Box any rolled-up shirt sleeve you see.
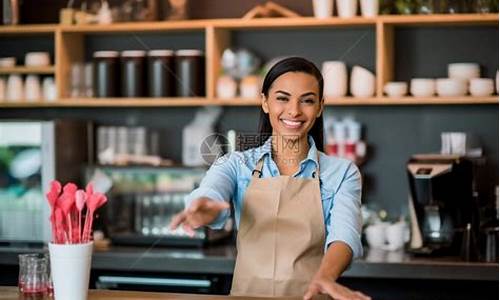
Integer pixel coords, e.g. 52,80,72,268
325,162,363,259
184,153,237,230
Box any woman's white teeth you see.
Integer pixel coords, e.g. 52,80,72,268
282,119,302,126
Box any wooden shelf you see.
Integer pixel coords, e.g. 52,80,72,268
59,20,207,33
0,96,496,107
0,24,56,34
379,13,499,26
0,66,55,74
324,96,499,105
1,13,493,34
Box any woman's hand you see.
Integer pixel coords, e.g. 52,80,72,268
168,197,230,236
304,273,371,300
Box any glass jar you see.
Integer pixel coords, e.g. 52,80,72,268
121,50,146,97
472,0,493,13
93,51,119,98
147,49,175,97
395,0,415,14
416,0,436,14
436,0,466,13
175,49,205,97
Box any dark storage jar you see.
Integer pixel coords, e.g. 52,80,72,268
147,49,175,97
175,49,205,97
93,51,119,98
121,50,146,97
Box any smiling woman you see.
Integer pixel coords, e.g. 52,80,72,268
170,57,369,300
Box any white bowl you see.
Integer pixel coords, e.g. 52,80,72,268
25,52,51,67
469,78,494,96
436,78,468,97
448,63,480,80
0,57,16,68
410,78,436,97
383,81,407,97
350,65,376,97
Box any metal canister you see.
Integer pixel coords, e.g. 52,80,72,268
93,51,119,98
175,49,205,97
147,49,175,97
121,50,146,97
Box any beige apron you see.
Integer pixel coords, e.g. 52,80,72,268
231,154,326,297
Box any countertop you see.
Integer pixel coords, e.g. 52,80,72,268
0,243,497,281
0,286,300,299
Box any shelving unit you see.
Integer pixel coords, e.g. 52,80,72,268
0,14,497,108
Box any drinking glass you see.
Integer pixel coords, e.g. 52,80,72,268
23,256,48,295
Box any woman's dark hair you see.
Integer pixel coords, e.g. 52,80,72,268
258,56,324,151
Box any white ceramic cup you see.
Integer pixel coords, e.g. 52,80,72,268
42,77,57,101
313,0,334,19
448,63,480,81
360,0,379,17
436,78,468,97
322,61,348,97
469,78,494,96
6,74,24,101
49,242,93,300
410,78,436,97
350,65,376,97
336,0,358,18
383,222,409,251
365,222,389,249
24,75,41,102
0,77,6,101
383,81,407,97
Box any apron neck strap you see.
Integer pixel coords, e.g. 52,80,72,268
252,156,265,178
252,153,321,179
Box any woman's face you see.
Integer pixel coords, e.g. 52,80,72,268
262,71,324,142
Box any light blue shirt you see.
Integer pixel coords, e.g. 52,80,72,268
185,135,363,259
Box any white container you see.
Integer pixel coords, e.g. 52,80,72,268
0,77,6,101
436,78,468,97
410,78,436,97
350,65,375,97
469,78,494,96
25,52,51,67
383,81,407,97
49,242,93,300
6,74,23,101
312,0,334,19
384,222,410,251
216,75,237,99
322,61,347,97
25,75,41,102
0,57,16,68
239,75,260,99
42,77,58,102
365,222,389,249
360,0,379,17
448,63,480,81
336,0,358,18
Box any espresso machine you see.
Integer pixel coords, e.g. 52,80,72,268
407,154,475,256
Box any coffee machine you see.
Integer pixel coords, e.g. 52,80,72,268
407,154,475,256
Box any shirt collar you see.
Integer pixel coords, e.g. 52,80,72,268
254,135,319,169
